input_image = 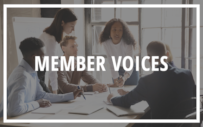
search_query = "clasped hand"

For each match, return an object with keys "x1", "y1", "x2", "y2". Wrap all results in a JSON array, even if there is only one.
[{"x1": 107, "y1": 76, "x2": 125, "y2": 87}]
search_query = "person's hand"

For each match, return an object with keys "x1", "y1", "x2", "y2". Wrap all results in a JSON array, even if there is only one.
[
  {"x1": 107, "y1": 78, "x2": 121, "y2": 87},
  {"x1": 117, "y1": 89, "x2": 129, "y2": 96},
  {"x1": 101, "y1": 84, "x2": 107, "y2": 92},
  {"x1": 107, "y1": 94, "x2": 114, "y2": 103},
  {"x1": 73, "y1": 89, "x2": 83, "y2": 99},
  {"x1": 93, "y1": 83, "x2": 107, "y2": 93},
  {"x1": 109, "y1": 76, "x2": 125, "y2": 87},
  {"x1": 108, "y1": 74, "x2": 129, "y2": 87},
  {"x1": 107, "y1": 83, "x2": 117, "y2": 87},
  {"x1": 37, "y1": 99, "x2": 52, "y2": 108},
  {"x1": 117, "y1": 76, "x2": 125, "y2": 87},
  {"x1": 53, "y1": 90, "x2": 57, "y2": 94},
  {"x1": 123, "y1": 72, "x2": 130, "y2": 81}
]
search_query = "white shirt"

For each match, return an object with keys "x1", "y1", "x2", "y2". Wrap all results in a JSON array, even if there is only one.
[
  {"x1": 39, "y1": 32, "x2": 63, "y2": 91},
  {"x1": 103, "y1": 39, "x2": 134, "y2": 79},
  {"x1": 0, "y1": 59, "x2": 74, "y2": 117}
]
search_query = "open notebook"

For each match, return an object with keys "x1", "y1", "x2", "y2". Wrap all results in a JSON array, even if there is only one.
[
  {"x1": 106, "y1": 101, "x2": 148, "y2": 116},
  {"x1": 69, "y1": 105, "x2": 104, "y2": 115}
]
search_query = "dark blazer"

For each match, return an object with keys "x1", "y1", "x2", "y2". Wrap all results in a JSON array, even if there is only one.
[{"x1": 111, "y1": 64, "x2": 196, "y2": 119}]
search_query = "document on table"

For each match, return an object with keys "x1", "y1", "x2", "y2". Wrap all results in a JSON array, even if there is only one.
[
  {"x1": 103, "y1": 100, "x2": 112, "y2": 105},
  {"x1": 106, "y1": 101, "x2": 148, "y2": 116},
  {"x1": 32, "y1": 106, "x2": 61, "y2": 114},
  {"x1": 13, "y1": 113, "x2": 45, "y2": 119},
  {"x1": 83, "y1": 92, "x2": 95, "y2": 95},
  {"x1": 69, "y1": 105, "x2": 104, "y2": 115}
]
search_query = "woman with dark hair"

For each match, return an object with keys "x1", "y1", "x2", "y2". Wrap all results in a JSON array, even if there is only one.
[
  {"x1": 39, "y1": 8, "x2": 77, "y2": 94},
  {"x1": 100, "y1": 18, "x2": 140, "y2": 87}
]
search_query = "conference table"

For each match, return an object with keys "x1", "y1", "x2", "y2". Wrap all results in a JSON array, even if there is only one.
[{"x1": 0, "y1": 85, "x2": 149, "y2": 127}]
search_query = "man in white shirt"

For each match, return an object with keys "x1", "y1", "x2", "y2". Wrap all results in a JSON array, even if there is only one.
[{"x1": 0, "y1": 37, "x2": 82, "y2": 117}]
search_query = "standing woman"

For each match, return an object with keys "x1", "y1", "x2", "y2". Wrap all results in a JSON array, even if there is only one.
[
  {"x1": 100, "y1": 18, "x2": 140, "y2": 87},
  {"x1": 39, "y1": 8, "x2": 77, "y2": 94}
]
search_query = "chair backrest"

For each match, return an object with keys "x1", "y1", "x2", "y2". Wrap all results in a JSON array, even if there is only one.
[
  {"x1": 164, "y1": 98, "x2": 203, "y2": 127},
  {"x1": 176, "y1": 110, "x2": 203, "y2": 127}
]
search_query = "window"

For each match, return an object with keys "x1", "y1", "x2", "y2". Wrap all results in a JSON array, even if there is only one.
[
  {"x1": 191, "y1": 0, "x2": 203, "y2": 88},
  {"x1": 141, "y1": 0, "x2": 183, "y2": 75}
]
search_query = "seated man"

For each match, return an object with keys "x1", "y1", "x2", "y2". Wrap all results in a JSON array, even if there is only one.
[
  {"x1": 0, "y1": 37, "x2": 82, "y2": 117},
  {"x1": 107, "y1": 41, "x2": 196, "y2": 125},
  {"x1": 37, "y1": 68, "x2": 51, "y2": 93},
  {"x1": 56, "y1": 36, "x2": 107, "y2": 94}
]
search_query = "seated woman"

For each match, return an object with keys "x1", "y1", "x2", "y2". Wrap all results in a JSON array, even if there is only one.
[
  {"x1": 100, "y1": 18, "x2": 140, "y2": 87},
  {"x1": 55, "y1": 36, "x2": 107, "y2": 94}
]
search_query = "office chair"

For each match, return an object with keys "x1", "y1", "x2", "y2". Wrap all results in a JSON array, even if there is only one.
[
  {"x1": 163, "y1": 97, "x2": 203, "y2": 127},
  {"x1": 176, "y1": 109, "x2": 203, "y2": 127}
]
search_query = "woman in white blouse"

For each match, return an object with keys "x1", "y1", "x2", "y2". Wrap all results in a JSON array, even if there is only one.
[
  {"x1": 100, "y1": 18, "x2": 140, "y2": 87},
  {"x1": 39, "y1": 8, "x2": 77, "y2": 94}
]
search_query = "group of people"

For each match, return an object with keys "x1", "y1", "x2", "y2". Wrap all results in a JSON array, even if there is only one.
[{"x1": 0, "y1": 8, "x2": 196, "y2": 127}]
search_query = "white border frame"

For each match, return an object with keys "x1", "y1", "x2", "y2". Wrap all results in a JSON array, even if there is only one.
[{"x1": 3, "y1": 4, "x2": 200, "y2": 123}]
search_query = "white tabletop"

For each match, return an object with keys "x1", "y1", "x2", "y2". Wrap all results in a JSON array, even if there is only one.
[{"x1": 0, "y1": 85, "x2": 148, "y2": 127}]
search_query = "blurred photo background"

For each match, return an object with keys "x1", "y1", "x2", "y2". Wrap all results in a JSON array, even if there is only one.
[{"x1": 0, "y1": 0, "x2": 202, "y2": 104}]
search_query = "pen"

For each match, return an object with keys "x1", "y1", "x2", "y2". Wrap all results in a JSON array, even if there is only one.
[{"x1": 77, "y1": 86, "x2": 86, "y2": 100}]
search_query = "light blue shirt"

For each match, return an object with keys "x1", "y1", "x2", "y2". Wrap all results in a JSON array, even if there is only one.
[{"x1": 0, "y1": 59, "x2": 74, "y2": 117}]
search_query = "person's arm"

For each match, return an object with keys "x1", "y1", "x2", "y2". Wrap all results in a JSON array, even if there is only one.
[
  {"x1": 103, "y1": 42, "x2": 120, "y2": 80},
  {"x1": 57, "y1": 69, "x2": 83, "y2": 93},
  {"x1": 45, "y1": 37, "x2": 58, "y2": 94},
  {"x1": 81, "y1": 69, "x2": 99, "y2": 92},
  {"x1": 7, "y1": 76, "x2": 39, "y2": 117},
  {"x1": 111, "y1": 78, "x2": 147, "y2": 108},
  {"x1": 49, "y1": 72, "x2": 58, "y2": 94},
  {"x1": 36, "y1": 79, "x2": 74, "y2": 103},
  {"x1": 123, "y1": 45, "x2": 134, "y2": 79}
]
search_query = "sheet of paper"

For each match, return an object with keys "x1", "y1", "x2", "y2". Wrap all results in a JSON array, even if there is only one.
[
  {"x1": 103, "y1": 100, "x2": 112, "y2": 105},
  {"x1": 13, "y1": 113, "x2": 46, "y2": 119},
  {"x1": 43, "y1": 114, "x2": 86, "y2": 119},
  {"x1": 32, "y1": 106, "x2": 61, "y2": 114},
  {"x1": 83, "y1": 92, "x2": 95, "y2": 95},
  {"x1": 69, "y1": 105, "x2": 104, "y2": 115},
  {"x1": 51, "y1": 104, "x2": 78, "y2": 110}
]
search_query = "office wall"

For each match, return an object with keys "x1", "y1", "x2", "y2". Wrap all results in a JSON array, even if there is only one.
[
  {"x1": 1, "y1": 0, "x2": 41, "y2": 100},
  {"x1": 6, "y1": 0, "x2": 41, "y2": 78},
  {"x1": 74, "y1": 0, "x2": 85, "y2": 57}
]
